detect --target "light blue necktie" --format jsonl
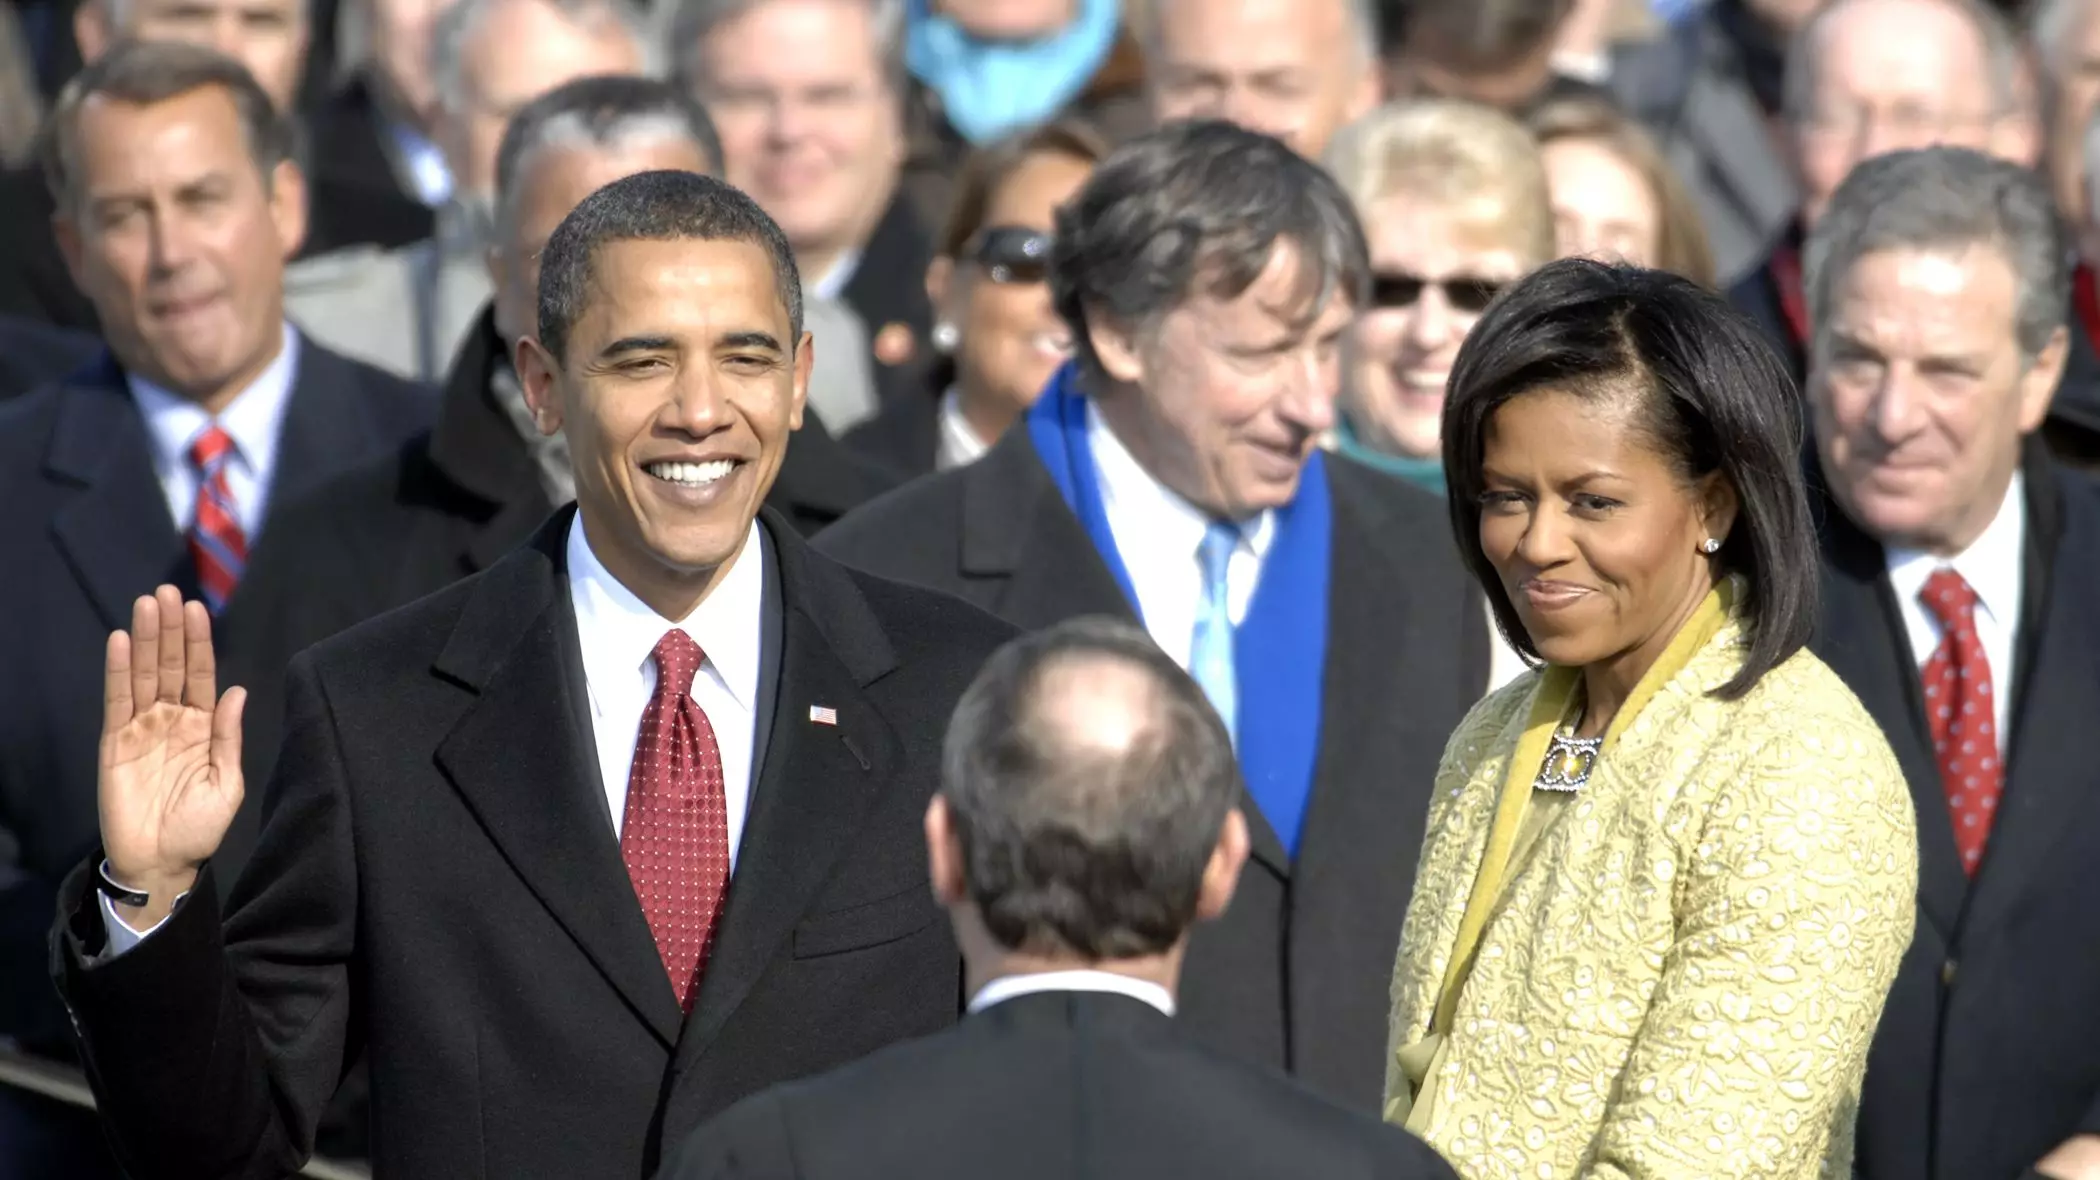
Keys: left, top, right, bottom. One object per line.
{"left": 1190, "top": 521, "right": 1239, "bottom": 740}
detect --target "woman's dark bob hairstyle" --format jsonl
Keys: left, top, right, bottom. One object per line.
{"left": 1440, "top": 258, "right": 1818, "bottom": 700}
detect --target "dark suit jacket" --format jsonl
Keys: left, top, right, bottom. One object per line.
{"left": 814, "top": 430, "right": 1490, "bottom": 1113}
{"left": 840, "top": 362, "right": 943, "bottom": 481}
{"left": 838, "top": 193, "right": 935, "bottom": 409}
{"left": 51, "top": 507, "right": 1017, "bottom": 1180}
{"left": 1810, "top": 444, "right": 2100, "bottom": 1180}
{"left": 0, "top": 337, "right": 430, "bottom": 1054}
{"left": 0, "top": 313, "right": 97, "bottom": 399}
{"left": 661, "top": 990, "right": 1461, "bottom": 1180}
{"left": 222, "top": 306, "right": 901, "bottom": 827}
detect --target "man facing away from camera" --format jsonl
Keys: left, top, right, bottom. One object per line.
{"left": 662, "top": 616, "right": 1459, "bottom": 1180}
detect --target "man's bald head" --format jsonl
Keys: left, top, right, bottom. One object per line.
{"left": 937, "top": 617, "right": 1242, "bottom": 961}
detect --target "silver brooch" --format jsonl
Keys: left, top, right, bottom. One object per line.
{"left": 1534, "top": 729, "right": 1603, "bottom": 792}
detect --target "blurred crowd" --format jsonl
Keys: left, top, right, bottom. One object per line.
{"left": 4, "top": 0, "right": 2100, "bottom": 1175}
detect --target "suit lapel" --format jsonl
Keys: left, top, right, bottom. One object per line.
{"left": 675, "top": 520, "right": 902, "bottom": 1070}
{"left": 259, "top": 337, "right": 389, "bottom": 516}
{"left": 45, "top": 362, "right": 188, "bottom": 630}
{"left": 426, "top": 313, "right": 559, "bottom": 575}
{"left": 1815, "top": 503, "right": 1967, "bottom": 940}
{"left": 432, "top": 515, "right": 685, "bottom": 1046}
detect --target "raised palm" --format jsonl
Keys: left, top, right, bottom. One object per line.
{"left": 99, "top": 585, "right": 246, "bottom": 909}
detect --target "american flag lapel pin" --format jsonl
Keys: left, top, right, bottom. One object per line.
{"left": 809, "top": 704, "right": 838, "bottom": 726}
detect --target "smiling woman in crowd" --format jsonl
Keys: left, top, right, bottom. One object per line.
{"left": 1386, "top": 259, "right": 1918, "bottom": 1179}
{"left": 1528, "top": 92, "right": 1717, "bottom": 286}
{"left": 1322, "top": 98, "right": 1554, "bottom": 494}
{"left": 845, "top": 117, "right": 1107, "bottom": 479}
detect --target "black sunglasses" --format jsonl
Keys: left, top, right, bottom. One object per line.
{"left": 1370, "top": 272, "right": 1508, "bottom": 313}
{"left": 968, "top": 226, "right": 1053, "bottom": 284}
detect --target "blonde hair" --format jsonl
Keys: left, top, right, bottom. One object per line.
{"left": 1527, "top": 93, "right": 1717, "bottom": 286}
{"left": 1324, "top": 98, "right": 1554, "bottom": 268}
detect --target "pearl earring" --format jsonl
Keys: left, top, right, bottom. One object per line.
{"left": 1699, "top": 537, "right": 1722, "bottom": 555}
{"left": 931, "top": 321, "right": 960, "bottom": 352}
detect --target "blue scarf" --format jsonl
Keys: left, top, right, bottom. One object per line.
{"left": 1025, "top": 365, "right": 1331, "bottom": 855}
{"left": 906, "top": 0, "right": 1122, "bottom": 145}
{"left": 1332, "top": 415, "right": 1446, "bottom": 496}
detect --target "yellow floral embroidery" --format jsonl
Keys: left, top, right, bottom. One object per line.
{"left": 1388, "top": 621, "right": 1918, "bottom": 1180}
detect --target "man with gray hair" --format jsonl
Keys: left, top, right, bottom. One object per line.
{"left": 285, "top": 0, "right": 656, "bottom": 381}
{"left": 1802, "top": 145, "right": 2100, "bottom": 1180}
{"left": 1140, "top": 0, "right": 1379, "bottom": 161}
{"left": 1728, "top": 0, "right": 2035, "bottom": 378}
{"left": 820, "top": 119, "right": 1489, "bottom": 1115}
{"left": 662, "top": 616, "right": 1459, "bottom": 1179}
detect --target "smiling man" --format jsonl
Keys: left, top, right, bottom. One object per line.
{"left": 46, "top": 169, "right": 1017, "bottom": 1180}
{"left": 818, "top": 120, "right": 1489, "bottom": 1115}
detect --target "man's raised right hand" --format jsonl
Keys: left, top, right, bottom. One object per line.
{"left": 98, "top": 584, "right": 246, "bottom": 929}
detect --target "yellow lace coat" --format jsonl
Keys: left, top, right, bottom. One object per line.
{"left": 1387, "top": 599, "right": 1918, "bottom": 1180}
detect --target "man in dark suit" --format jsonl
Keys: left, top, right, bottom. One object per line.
{"left": 818, "top": 121, "right": 1489, "bottom": 1116}
{"left": 226, "top": 75, "right": 898, "bottom": 801}
{"left": 1800, "top": 148, "right": 2100, "bottom": 1180}
{"left": 0, "top": 312, "right": 98, "bottom": 398}
{"left": 0, "top": 42, "right": 431, "bottom": 1179}
{"left": 49, "top": 168, "right": 1017, "bottom": 1179}
{"left": 664, "top": 616, "right": 1458, "bottom": 1180}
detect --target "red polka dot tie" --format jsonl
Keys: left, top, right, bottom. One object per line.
{"left": 620, "top": 630, "right": 731, "bottom": 1014}
{"left": 1918, "top": 569, "right": 2002, "bottom": 877}
{"left": 186, "top": 425, "right": 247, "bottom": 615}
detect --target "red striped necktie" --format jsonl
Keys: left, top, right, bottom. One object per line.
{"left": 187, "top": 425, "right": 247, "bottom": 615}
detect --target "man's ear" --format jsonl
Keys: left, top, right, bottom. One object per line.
{"left": 74, "top": 0, "right": 113, "bottom": 64}
{"left": 54, "top": 211, "right": 86, "bottom": 291}
{"left": 923, "top": 796, "right": 969, "bottom": 908}
{"left": 514, "top": 335, "right": 566, "bottom": 437}
{"left": 2016, "top": 324, "right": 2069, "bottom": 434}
{"left": 268, "top": 158, "right": 310, "bottom": 261}
{"left": 1193, "top": 809, "right": 1250, "bottom": 923}
{"left": 1083, "top": 307, "right": 1146, "bottom": 386}
{"left": 788, "top": 329, "right": 812, "bottom": 432}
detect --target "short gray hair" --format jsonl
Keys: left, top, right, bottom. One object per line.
{"left": 430, "top": 0, "right": 661, "bottom": 116}
{"left": 670, "top": 0, "right": 905, "bottom": 93}
{"left": 1051, "top": 119, "right": 1371, "bottom": 388}
{"left": 1782, "top": 0, "right": 2023, "bottom": 124}
{"left": 940, "top": 616, "right": 1242, "bottom": 960}
{"left": 492, "top": 74, "right": 722, "bottom": 243}
{"left": 1131, "top": 0, "right": 1378, "bottom": 71}
{"left": 100, "top": 0, "right": 310, "bottom": 30}
{"left": 1804, "top": 145, "right": 2068, "bottom": 362}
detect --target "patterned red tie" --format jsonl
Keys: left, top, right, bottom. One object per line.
{"left": 620, "top": 630, "right": 731, "bottom": 1014}
{"left": 187, "top": 425, "right": 247, "bottom": 615}
{"left": 1918, "top": 569, "right": 2002, "bottom": 876}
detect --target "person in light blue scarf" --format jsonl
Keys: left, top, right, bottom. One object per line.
{"left": 906, "top": 0, "right": 1123, "bottom": 145}
{"left": 1321, "top": 99, "right": 1557, "bottom": 497}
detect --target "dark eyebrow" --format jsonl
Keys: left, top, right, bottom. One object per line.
{"left": 718, "top": 331, "right": 784, "bottom": 354}
{"left": 599, "top": 335, "right": 675, "bottom": 359}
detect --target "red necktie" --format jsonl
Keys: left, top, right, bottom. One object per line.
{"left": 187, "top": 425, "right": 247, "bottom": 615}
{"left": 1918, "top": 569, "right": 2002, "bottom": 876}
{"left": 621, "top": 630, "right": 731, "bottom": 1014}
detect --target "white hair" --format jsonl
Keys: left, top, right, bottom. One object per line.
{"left": 430, "top": 0, "right": 663, "bottom": 115}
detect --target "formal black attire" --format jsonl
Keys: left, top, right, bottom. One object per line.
{"left": 814, "top": 430, "right": 1490, "bottom": 1113}
{"left": 660, "top": 990, "right": 1461, "bottom": 1180}
{"left": 221, "top": 307, "right": 900, "bottom": 815}
{"left": 1810, "top": 443, "right": 2100, "bottom": 1180}
{"left": 0, "top": 339, "right": 429, "bottom": 1174}
{"left": 49, "top": 505, "right": 1017, "bottom": 1180}
{"left": 0, "top": 312, "right": 97, "bottom": 398}
{"left": 837, "top": 194, "right": 935, "bottom": 410}
{"left": 840, "top": 361, "right": 944, "bottom": 480}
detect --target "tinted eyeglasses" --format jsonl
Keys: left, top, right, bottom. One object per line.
{"left": 967, "top": 226, "right": 1053, "bottom": 284}
{"left": 1370, "top": 272, "right": 1508, "bottom": 313}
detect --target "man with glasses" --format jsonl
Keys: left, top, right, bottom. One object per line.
{"left": 820, "top": 121, "right": 1490, "bottom": 1118}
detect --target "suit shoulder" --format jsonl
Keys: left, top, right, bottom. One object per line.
{"left": 1155, "top": 1044, "right": 1457, "bottom": 1177}
{"left": 0, "top": 382, "right": 59, "bottom": 461}
{"left": 839, "top": 560, "right": 1018, "bottom": 660}
{"left": 1323, "top": 456, "right": 1465, "bottom": 560}
{"left": 295, "top": 558, "right": 487, "bottom": 684}
{"left": 306, "top": 338, "right": 434, "bottom": 435}
{"left": 815, "top": 464, "right": 971, "bottom": 563}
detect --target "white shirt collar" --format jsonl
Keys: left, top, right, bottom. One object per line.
{"left": 811, "top": 248, "right": 862, "bottom": 302}
{"left": 966, "top": 969, "right": 1177, "bottom": 1017}
{"left": 567, "top": 512, "right": 765, "bottom": 719}
{"left": 1884, "top": 471, "right": 2025, "bottom": 634}
{"left": 127, "top": 322, "right": 300, "bottom": 481}
{"left": 936, "top": 385, "right": 992, "bottom": 471}
{"left": 1086, "top": 399, "right": 1277, "bottom": 559}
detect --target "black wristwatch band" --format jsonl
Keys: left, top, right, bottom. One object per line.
{"left": 95, "top": 859, "right": 151, "bottom": 909}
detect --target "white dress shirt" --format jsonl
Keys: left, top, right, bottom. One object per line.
{"left": 935, "top": 385, "right": 991, "bottom": 471}
{"left": 966, "top": 969, "right": 1176, "bottom": 1017}
{"left": 103, "top": 511, "right": 771, "bottom": 955}
{"left": 1884, "top": 473, "right": 2024, "bottom": 750}
{"left": 388, "top": 121, "right": 454, "bottom": 207}
{"left": 1088, "top": 402, "right": 1274, "bottom": 672}
{"left": 127, "top": 322, "right": 300, "bottom": 538}
{"left": 809, "top": 249, "right": 862, "bottom": 302}
{"left": 569, "top": 514, "right": 764, "bottom": 861}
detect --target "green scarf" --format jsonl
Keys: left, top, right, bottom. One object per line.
{"left": 1333, "top": 416, "right": 1445, "bottom": 496}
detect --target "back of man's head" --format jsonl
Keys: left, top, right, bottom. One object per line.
{"left": 934, "top": 617, "right": 1247, "bottom": 963}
